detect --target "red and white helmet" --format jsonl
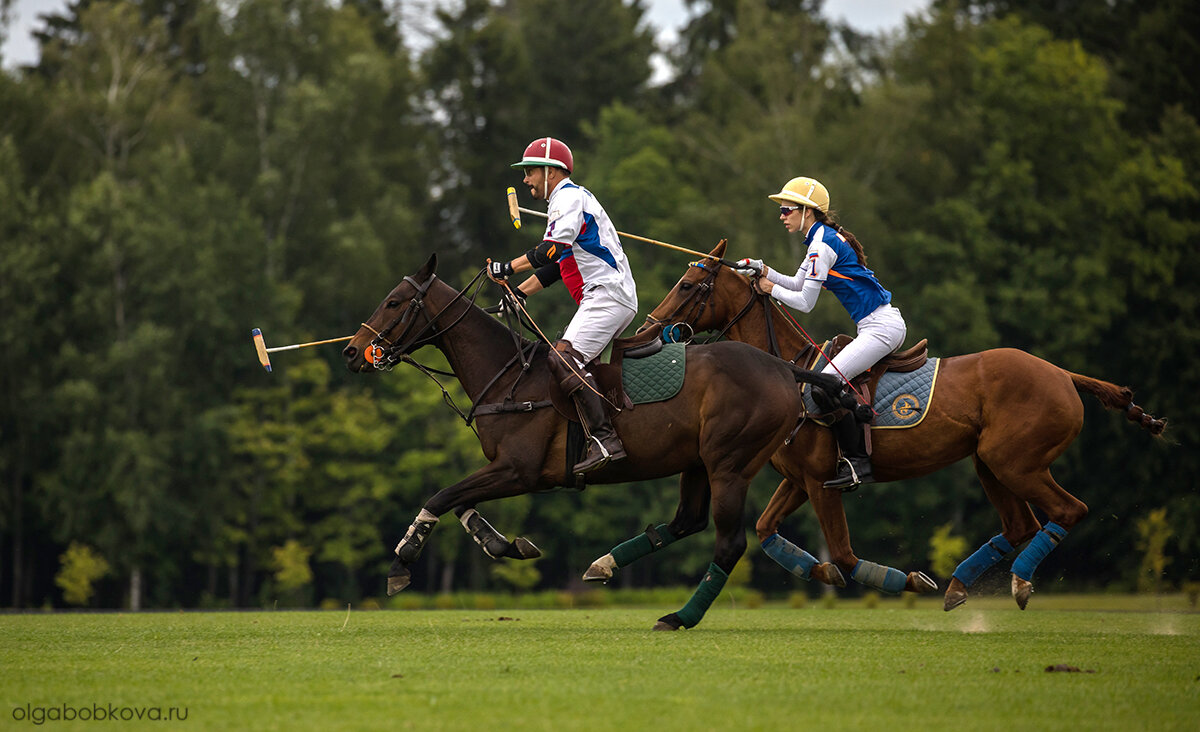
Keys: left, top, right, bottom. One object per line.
{"left": 511, "top": 137, "right": 573, "bottom": 174}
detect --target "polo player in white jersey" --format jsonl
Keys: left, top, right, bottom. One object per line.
{"left": 487, "top": 137, "right": 639, "bottom": 474}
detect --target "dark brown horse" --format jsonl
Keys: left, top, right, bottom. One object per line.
{"left": 641, "top": 240, "right": 1166, "bottom": 610}
{"left": 342, "top": 254, "right": 842, "bottom": 629}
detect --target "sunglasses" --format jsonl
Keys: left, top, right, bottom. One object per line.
{"left": 779, "top": 205, "right": 801, "bottom": 216}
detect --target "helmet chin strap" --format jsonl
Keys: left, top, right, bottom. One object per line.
{"left": 543, "top": 165, "right": 549, "bottom": 201}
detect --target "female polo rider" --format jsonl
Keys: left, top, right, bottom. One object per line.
{"left": 487, "top": 137, "right": 639, "bottom": 474}
{"left": 736, "top": 177, "right": 907, "bottom": 490}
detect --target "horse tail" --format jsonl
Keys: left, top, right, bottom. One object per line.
{"left": 1068, "top": 372, "right": 1167, "bottom": 437}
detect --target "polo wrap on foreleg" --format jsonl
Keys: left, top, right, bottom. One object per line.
{"left": 459, "top": 508, "right": 509, "bottom": 559}
{"left": 952, "top": 534, "right": 1014, "bottom": 587}
{"left": 610, "top": 524, "right": 677, "bottom": 567}
{"left": 761, "top": 533, "right": 818, "bottom": 580}
{"left": 850, "top": 559, "right": 907, "bottom": 595}
{"left": 675, "top": 562, "right": 729, "bottom": 628}
{"left": 1011, "top": 522, "right": 1067, "bottom": 581}
{"left": 395, "top": 508, "right": 438, "bottom": 564}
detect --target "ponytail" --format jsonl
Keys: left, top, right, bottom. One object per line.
{"left": 813, "top": 209, "right": 867, "bottom": 267}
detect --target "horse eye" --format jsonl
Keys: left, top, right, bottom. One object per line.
{"left": 679, "top": 282, "right": 693, "bottom": 291}
{"left": 386, "top": 300, "right": 400, "bottom": 309}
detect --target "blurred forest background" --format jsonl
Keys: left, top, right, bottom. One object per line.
{"left": 1, "top": 0, "right": 1196, "bottom": 609}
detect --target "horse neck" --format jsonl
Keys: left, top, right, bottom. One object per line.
{"left": 721, "top": 288, "right": 811, "bottom": 361}
{"left": 427, "top": 294, "right": 529, "bottom": 402}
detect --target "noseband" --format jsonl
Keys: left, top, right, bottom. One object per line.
{"left": 365, "top": 269, "right": 485, "bottom": 369}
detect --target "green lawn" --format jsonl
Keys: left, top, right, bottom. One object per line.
{"left": 2, "top": 599, "right": 1198, "bottom": 731}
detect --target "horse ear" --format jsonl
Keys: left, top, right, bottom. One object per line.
{"left": 417, "top": 253, "right": 437, "bottom": 279}
{"left": 710, "top": 239, "right": 728, "bottom": 259}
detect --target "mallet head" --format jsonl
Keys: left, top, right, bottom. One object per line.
{"left": 506, "top": 187, "right": 521, "bottom": 229}
{"left": 251, "top": 328, "right": 272, "bottom": 372}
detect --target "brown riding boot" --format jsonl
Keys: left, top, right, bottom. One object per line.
{"left": 549, "top": 340, "right": 626, "bottom": 474}
{"left": 571, "top": 377, "right": 627, "bottom": 473}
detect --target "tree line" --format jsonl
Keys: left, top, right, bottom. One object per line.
{"left": 1, "top": 0, "right": 1195, "bottom": 608}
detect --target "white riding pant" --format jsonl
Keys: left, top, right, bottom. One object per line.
{"left": 562, "top": 284, "right": 638, "bottom": 366}
{"left": 824, "top": 304, "right": 907, "bottom": 383}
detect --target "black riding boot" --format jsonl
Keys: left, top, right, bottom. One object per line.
{"left": 571, "top": 375, "right": 627, "bottom": 473}
{"left": 824, "top": 411, "right": 874, "bottom": 491}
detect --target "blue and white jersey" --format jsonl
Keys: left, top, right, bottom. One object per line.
{"left": 542, "top": 180, "right": 637, "bottom": 311}
{"left": 796, "top": 222, "right": 891, "bottom": 322}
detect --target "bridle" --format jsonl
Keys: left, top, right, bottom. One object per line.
{"left": 363, "top": 269, "right": 487, "bottom": 370}
{"left": 642, "top": 260, "right": 781, "bottom": 356}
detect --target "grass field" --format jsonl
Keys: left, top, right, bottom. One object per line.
{"left": 2, "top": 596, "right": 1198, "bottom": 731}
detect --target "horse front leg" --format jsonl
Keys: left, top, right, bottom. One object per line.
{"left": 808, "top": 481, "right": 935, "bottom": 595}
{"left": 583, "top": 466, "right": 711, "bottom": 583}
{"left": 453, "top": 506, "right": 542, "bottom": 561}
{"left": 387, "top": 462, "right": 525, "bottom": 595}
{"left": 756, "top": 477, "right": 845, "bottom": 587}
{"left": 654, "top": 470, "right": 747, "bottom": 631}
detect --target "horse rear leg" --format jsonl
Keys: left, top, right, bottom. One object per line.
{"left": 583, "top": 466, "right": 711, "bottom": 583}
{"left": 944, "top": 457, "right": 1041, "bottom": 611}
{"left": 980, "top": 462, "right": 1087, "bottom": 610}
{"left": 756, "top": 478, "right": 845, "bottom": 587}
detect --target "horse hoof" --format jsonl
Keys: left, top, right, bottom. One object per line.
{"left": 907, "top": 571, "right": 938, "bottom": 594}
{"left": 1012, "top": 574, "right": 1033, "bottom": 610}
{"left": 513, "top": 537, "right": 542, "bottom": 559}
{"left": 812, "top": 562, "right": 847, "bottom": 588}
{"left": 943, "top": 577, "right": 967, "bottom": 611}
{"left": 582, "top": 562, "right": 613, "bottom": 583}
{"left": 387, "top": 567, "right": 412, "bottom": 596}
{"left": 653, "top": 613, "right": 683, "bottom": 631}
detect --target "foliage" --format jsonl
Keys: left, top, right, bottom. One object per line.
{"left": 0, "top": 0, "right": 1195, "bottom": 608}
{"left": 54, "top": 542, "right": 111, "bottom": 606}
{"left": 1135, "top": 507, "right": 1173, "bottom": 593}
{"left": 928, "top": 523, "right": 969, "bottom": 580}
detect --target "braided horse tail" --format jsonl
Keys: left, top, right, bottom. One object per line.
{"left": 1068, "top": 372, "right": 1168, "bottom": 436}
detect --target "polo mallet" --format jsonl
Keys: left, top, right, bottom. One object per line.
{"left": 505, "top": 187, "right": 734, "bottom": 265}
{"left": 251, "top": 328, "right": 353, "bottom": 372}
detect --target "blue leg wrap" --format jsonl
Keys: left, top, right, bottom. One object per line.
{"left": 761, "top": 533, "right": 818, "bottom": 580}
{"left": 951, "top": 534, "right": 1015, "bottom": 587}
{"left": 1011, "top": 522, "right": 1067, "bottom": 581}
{"left": 850, "top": 560, "right": 907, "bottom": 595}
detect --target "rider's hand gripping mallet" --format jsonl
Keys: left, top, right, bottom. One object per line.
{"left": 251, "top": 328, "right": 353, "bottom": 372}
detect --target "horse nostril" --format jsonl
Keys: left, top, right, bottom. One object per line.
{"left": 343, "top": 345, "right": 357, "bottom": 360}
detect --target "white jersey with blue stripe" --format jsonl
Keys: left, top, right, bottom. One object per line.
{"left": 543, "top": 180, "right": 637, "bottom": 311}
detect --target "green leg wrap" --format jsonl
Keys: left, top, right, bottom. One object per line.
{"left": 674, "top": 563, "right": 729, "bottom": 628}
{"left": 610, "top": 524, "right": 677, "bottom": 567}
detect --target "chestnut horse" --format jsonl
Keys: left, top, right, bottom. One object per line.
{"left": 342, "top": 254, "right": 842, "bottom": 629}
{"left": 640, "top": 241, "right": 1166, "bottom": 610}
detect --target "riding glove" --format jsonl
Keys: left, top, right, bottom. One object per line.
{"left": 735, "top": 258, "right": 764, "bottom": 276}
{"left": 488, "top": 259, "right": 514, "bottom": 280}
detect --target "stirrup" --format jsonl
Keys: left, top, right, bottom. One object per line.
{"left": 824, "top": 457, "right": 871, "bottom": 492}
{"left": 574, "top": 436, "right": 614, "bottom": 474}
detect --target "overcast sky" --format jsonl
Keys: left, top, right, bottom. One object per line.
{"left": 3, "top": 0, "right": 931, "bottom": 69}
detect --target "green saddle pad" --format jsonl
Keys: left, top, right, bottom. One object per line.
{"left": 621, "top": 343, "right": 686, "bottom": 405}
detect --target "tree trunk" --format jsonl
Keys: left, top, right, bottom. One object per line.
{"left": 129, "top": 567, "right": 142, "bottom": 610}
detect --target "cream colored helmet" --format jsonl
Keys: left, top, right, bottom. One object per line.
{"left": 768, "top": 176, "right": 830, "bottom": 213}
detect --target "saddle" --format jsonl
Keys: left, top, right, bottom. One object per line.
{"left": 547, "top": 329, "right": 673, "bottom": 423}
{"left": 807, "top": 336, "right": 929, "bottom": 419}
